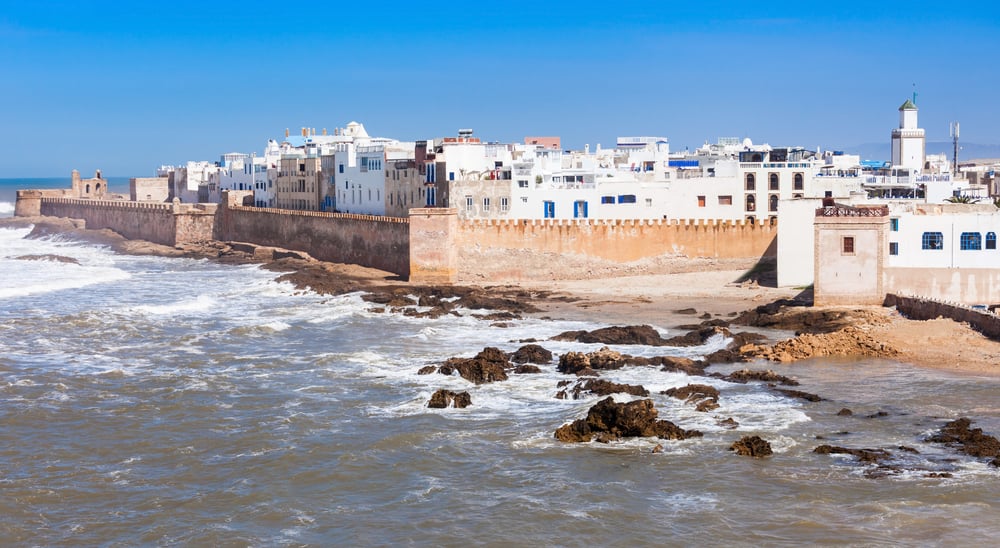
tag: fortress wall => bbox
[39,198,181,245]
[887,294,1000,340]
[221,205,411,277]
[456,218,777,263]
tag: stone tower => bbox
[891,99,926,171]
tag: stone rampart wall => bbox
[40,198,180,245]
[220,206,411,277]
[456,218,777,262]
[886,294,1000,341]
[884,267,1000,305]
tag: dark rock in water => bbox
[837,408,854,416]
[717,417,739,429]
[674,308,698,315]
[627,356,706,376]
[554,390,567,400]
[417,365,437,375]
[427,389,472,409]
[440,347,510,384]
[813,445,891,463]
[15,254,80,265]
[551,325,670,346]
[554,397,703,443]
[514,364,542,374]
[651,444,664,454]
[556,352,596,376]
[865,411,889,419]
[719,369,799,386]
[925,472,954,478]
[702,349,745,364]
[562,379,649,399]
[510,344,553,365]
[926,417,1000,460]
[897,446,920,454]
[663,384,720,412]
[730,436,773,457]
[663,326,731,347]
[774,388,824,402]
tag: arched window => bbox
[769,194,779,212]
[769,173,779,190]
[793,172,804,190]
[987,232,997,250]
[85,184,90,193]
[745,194,756,211]
[745,173,755,191]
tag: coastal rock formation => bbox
[774,388,824,402]
[662,326,731,347]
[551,325,671,346]
[554,397,703,443]
[662,384,720,412]
[730,436,773,457]
[513,364,542,374]
[439,347,510,384]
[417,365,437,375]
[813,445,891,463]
[510,344,553,365]
[715,369,799,386]
[556,352,597,377]
[554,347,708,377]
[733,299,887,334]
[555,379,650,400]
[427,389,472,409]
[743,326,900,363]
[14,254,80,264]
[926,418,1000,466]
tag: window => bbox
[483,197,491,212]
[769,173,779,191]
[617,194,636,204]
[500,197,509,211]
[793,172,804,191]
[889,242,899,255]
[518,180,528,188]
[465,195,473,211]
[697,195,706,207]
[890,218,899,232]
[543,201,555,218]
[746,194,756,212]
[745,173,755,191]
[718,195,732,206]
[842,236,855,254]
[769,194,778,212]
[960,232,982,250]
[601,196,615,204]
[922,232,944,250]
[449,172,455,181]
[573,200,588,218]
[988,232,997,250]
[339,164,344,173]
[645,198,653,207]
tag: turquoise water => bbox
[0,177,133,217]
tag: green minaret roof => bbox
[899,98,917,110]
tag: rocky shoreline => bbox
[6,215,1000,476]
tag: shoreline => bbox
[5,215,1000,377]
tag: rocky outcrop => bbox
[734,299,885,334]
[556,379,649,400]
[417,365,437,375]
[513,364,542,374]
[715,369,799,386]
[926,418,1000,466]
[813,445,890,463]
[554,397,703,443]
[663,384,720,412]
[774,388,823,402]
[556,352,597,377]
[744,326,900,363]
[14,254,80,264]
[427,389,472,409]
[730,436,772,457]
[662,326,731,347]
[551,325,671,346]
[510,344,553,364]
[439,347,510,384]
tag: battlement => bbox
[460,217,776,230]
[229,205,410,225]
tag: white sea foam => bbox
[132,294,217,316]
[0,201,14,216]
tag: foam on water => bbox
[0,201,14,216]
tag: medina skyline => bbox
[2,0,998,177]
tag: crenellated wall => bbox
[219,204,411,277]
[35,198,217,246]
[456,217,777,262]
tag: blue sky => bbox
[1,0,998,177]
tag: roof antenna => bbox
[912,83,917,105]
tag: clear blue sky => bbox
[2,0,998,177]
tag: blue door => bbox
[543,201,555,218]
[573,200,588,218]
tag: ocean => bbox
[0,177,133,218]
[1,187,1000,544]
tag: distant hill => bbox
[844,142,1000,163]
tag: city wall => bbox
[219,204,411,277]
[884,267,1000,305]
[456,218,777,263]
[886,294,1000,341]
[36,197,217,246]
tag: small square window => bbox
[889,242,898,255]
[842,236,855,254]
[890,218,899,231]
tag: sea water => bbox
[1,224,999,545]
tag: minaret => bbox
[891,98,926,171]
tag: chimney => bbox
[285,128,290,138]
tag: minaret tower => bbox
[891,96,926,171]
